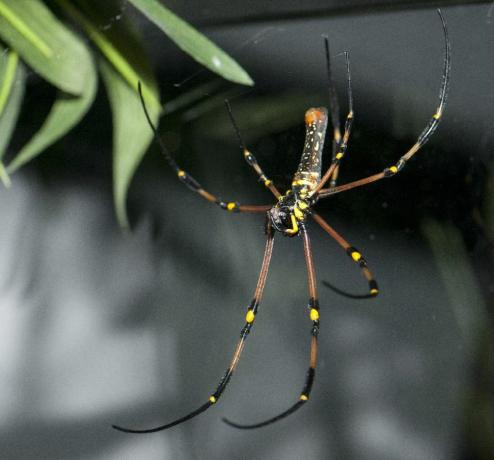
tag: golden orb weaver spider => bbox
[113,9,450,433]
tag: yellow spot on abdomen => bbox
[209,396,217,403]
[300,394,309,401]
[351,251,361,262]
[389,166,398,174]
[370,288,379,295]
[335,152,344,160]
[178,170,185,177]
[227,202,236,211]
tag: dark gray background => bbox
[0,1,492,459]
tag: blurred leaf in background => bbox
[0,0,253,227]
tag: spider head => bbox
[268,192,310,237]
[268,204,296,236]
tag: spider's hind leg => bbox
[313,213,379,299]
[112,223,275,434]
[223,225,320,429]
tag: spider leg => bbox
[138,82,272,214]
[112,223,275,434]
[312,49,353,196]
[317,9,450,200]
[323,37,342,161]
[223,226,319,429]
[225,100,282,199]
[312,213,378,298]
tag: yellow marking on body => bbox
[246,310,255,323]
[298,201,308,210]
[300,394,309,401]
[389,166,398,174]
[243,149,251,157]
[310,308,319,321]
[294,206,304,221]
[433,110,442,119]
[351,251,361,262]
[292,179,312,187]
[335,152,344,160]
[264,179,272,187]
[286,214,299,235]
[227,202,237,211]
[209,396,217,403]
[178,170,186,177]
[370,288,379,295]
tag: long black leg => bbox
[112,223,275,434]
[223,226,319,429]
[312,50,353,196]
[225,100,282,198]
[312,213,379,298]
[317,9,450,200]
[138,82,272,213]
[323,36,342,161]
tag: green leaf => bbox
[0,48,25,187]
[0,47,25,157]
[127,0,254,86]
[0,162,10,187]
[0,0,93,94]
[99,58,160,229]
[0,46,18,116]
[56,0,160,112]
[7,50,97,173]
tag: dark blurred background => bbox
[1,1,493,459]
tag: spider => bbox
[113,9,450,433]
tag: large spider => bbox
[113,9,450,433]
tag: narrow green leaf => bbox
[0,48,18,115]
[0,47,25,180]
[0,48,25,160]
[0,0,92,94]
[56,0,160,111]
[99,58,160,229]
[0,1,51,57]
[7,52,97,173]
[0,161,10,187]
[127,0,254,86]
[422,219,487,355]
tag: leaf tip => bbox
[0,162,12,188]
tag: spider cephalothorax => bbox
[268,191,313,236]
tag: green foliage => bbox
[0,0,253,228]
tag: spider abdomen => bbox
[291,107,329,193]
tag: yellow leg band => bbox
[245,310,255,323]
[310,308,319,321]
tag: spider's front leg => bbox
[138,82,273,214]
[317,9,450,200]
